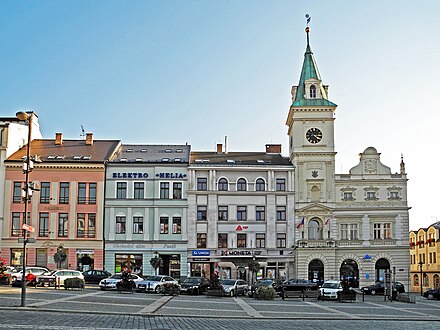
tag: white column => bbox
[153,208,159,240]
[126,207,133,241]
[109,208,115,240]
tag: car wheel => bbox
[371,290,376,295]
[155,286,161,294]
[428,293,434,300]
[305,287,312,291]
[243,289,248,296]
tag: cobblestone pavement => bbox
[1,286,439,329]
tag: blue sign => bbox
[365,272,369,279]
[192,250,210,256]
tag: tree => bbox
[150,255,163,275]
[248,260,260,285]
[53,245,67,269]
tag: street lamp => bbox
[16,111,37,307]
[418,260,424,296]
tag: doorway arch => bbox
[340,259,359,288]
[308,259,324,285]
[375,258,390,281]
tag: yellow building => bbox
[409,222,440,293]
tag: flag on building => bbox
[296,217,305,229]
[325,218,330,225]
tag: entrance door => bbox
[375,258,390,282]
[340,259,359,288]
[308,259,324,286]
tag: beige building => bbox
[287,28,410,287]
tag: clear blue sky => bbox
[1,1,439,230]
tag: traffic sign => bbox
[22,224,35,233]
[18,238,37,243]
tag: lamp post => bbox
[419,260,424,296]
[16,111,33,307]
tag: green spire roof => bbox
[292,29,337,107]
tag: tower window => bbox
[310,85,317,98]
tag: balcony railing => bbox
[38,229,49,237]
[77,197,97,204]
[371,239,396,245]
[77,229,96,238]
[297,240,336,248]
[58,230,68,237]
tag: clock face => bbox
[306,128,323,144]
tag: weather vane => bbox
[305,14,311,27]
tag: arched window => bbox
[237,178,247,191]
[255,178,266,191]
[434,274,439,289]
[308,218,322,240]
[414,274,419,286]
[310,85,317,98]
[218,178,228,191]
[375,258,390,282]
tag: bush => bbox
[64,277,85,289]
[255,286,276,300]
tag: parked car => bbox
[136,275,178,293]
[38,269,84,287]
[220,279,248,297]
[180,277,210,295]
[248,278,279,298]
[99,273,143,291]
[423,288,440,300]
[11,266,50,285]
[361,281,405,295]
[82,269,112,284]
[318,280,344,300]
[280,279,319,295]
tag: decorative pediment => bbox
[297,202,333,213]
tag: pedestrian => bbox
[281,285,285,300]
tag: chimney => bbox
[86,133,93,145]
[266,144,281,154]
[216,144,223,153]
[55,133,63,145]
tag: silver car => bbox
[220,279,248,297]
[99,273,143,290]
[136,275,178,293]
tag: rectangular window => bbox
[276,178,286,191]
[197,233,207,248]
[89,183,97,204]
[40,182,50,204]
[78,183,87,204]
[134,182,144,199]
[13,182,22,203]
[256,233,265,248]
[218,206,228,221]
[88,213,96,238]
[237,233,247,248]
[350,224,358,240]
[133,216,144,234]
[172,217,181,234]
[197,178,207,191]
[277,233,286,248]
[59,182,70,204]
[390,191,399,199]
[366,191,376,200]
[58,213,68,237]
[383,223,391,239]
[38,212,49,237]
[197,206,207,221]
[116,216,126,234]
[160,182,169,199]
[276,206,286,221]
[160,217,169,234]
[218,233,228,248]
[173,182,182,199]
[343,192,353,201]
[256,206,265,221]
[341,224,349,240]
[11,212,21,237]
[116,182,127,199]
[237,206,247,221]
[374,223,381,239]
[77,213,86,237]
[77,213,95,238]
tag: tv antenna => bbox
[80,125,86,140]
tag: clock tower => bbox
[286,27,337,240]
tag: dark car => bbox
[423,288,440,300]
[361,281,405,295]
[180,277,210,295]
[82,270,112,284]
[281,279,319,295]
[248,279,279,298]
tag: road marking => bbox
[365,301,440,319]
[233,297,263,318]
[137,295,173,314]
[304,301,361,319]
[28,291,103,307]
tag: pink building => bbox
[1,133,120,271]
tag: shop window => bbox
[114,254,143,275]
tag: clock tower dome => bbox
[286,27,338,238]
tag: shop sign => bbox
[193,258,209,262]
[192,250,210,256]
[76,250,94,255]
[221,250,252,256]
[363,254,372,261]
[112,172,149,179]
[156,173,187,179]
[235,225,249,231]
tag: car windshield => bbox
[322,282,340,289]
[146,276,162,282]
[256,280,272,287]
[183,278,201,284]
[220,280,235,286]
[109,274,122,279]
